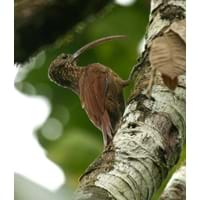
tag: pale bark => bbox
[74,0,186,199]
[159,165,186,200]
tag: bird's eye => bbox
[59,53,68,59]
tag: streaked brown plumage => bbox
[48,35,129,147]
[79,63,129,145]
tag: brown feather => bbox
[79,64,119,145]
[162,74,178,90]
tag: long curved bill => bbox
[71,35,127,62]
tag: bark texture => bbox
[74,0,186,199]
[14,0,112,63]
[159,165,186,200]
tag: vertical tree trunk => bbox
[74,0,186,199]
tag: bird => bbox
[48,35,129,147]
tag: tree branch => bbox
[159,165,186,200]
[74,0,186,199]
[14,0,112,63]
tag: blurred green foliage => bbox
[15,0,150,189]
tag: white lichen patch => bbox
[151,0,186,13]
[168,0,186,10]
[124,101,138,116]
[74,190,92,200]
[95,173,133,200]
[149,0,185,42]
[147,14,170,42]
[166,165,185,188]
[143,99,154,111]
[151,0,163,11]
[160,165,185,199]
[151,85,185,141]
[178,74,186,87]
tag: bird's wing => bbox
[79,66,108,128]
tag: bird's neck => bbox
[61,65,83,94]
[49,63,83,95]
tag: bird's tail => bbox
[101,110,113,146]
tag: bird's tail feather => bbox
[102,111,113,146]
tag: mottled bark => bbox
[14,0,112,63]
[159,165,186,200]
[74,0,186,199]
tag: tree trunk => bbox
[159,165,186,200]
[74,0,186,199]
